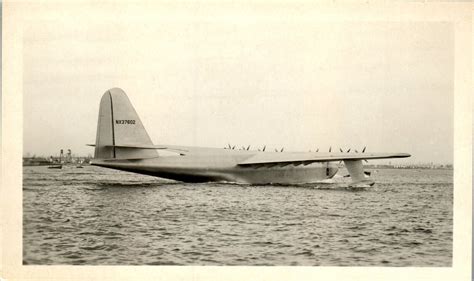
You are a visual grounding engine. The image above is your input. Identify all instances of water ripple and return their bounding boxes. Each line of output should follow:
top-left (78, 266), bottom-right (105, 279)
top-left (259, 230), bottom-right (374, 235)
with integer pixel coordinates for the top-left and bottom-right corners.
top-left (23, 166), bottom-right (452, 266)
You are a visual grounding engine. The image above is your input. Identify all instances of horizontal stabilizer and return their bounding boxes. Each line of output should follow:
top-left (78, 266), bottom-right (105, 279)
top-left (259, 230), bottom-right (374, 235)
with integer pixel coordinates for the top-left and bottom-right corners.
top-left (103, 144), bottom-right (188, 153)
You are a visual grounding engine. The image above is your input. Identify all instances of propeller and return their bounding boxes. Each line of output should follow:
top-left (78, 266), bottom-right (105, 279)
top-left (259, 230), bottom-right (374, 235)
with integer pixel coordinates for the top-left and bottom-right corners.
top-left (362, 146), bottom-right (366, 153)
top-left (280, 147), bottom-right (284, 152)
top-left (246, 145), bottom-right (251, 150)
top-left (232, 145), bottom-right (236, 150)
top-left (339, 148), bottom-right (343, 152)
top-left (316, 148), bottom-right (319, 152)
top-left (346, 148), bottom-right (351, 153)
top-left (228, 143), bottom-right (232, 149)
top-left (329, 146), bottom-right (332, 153)
top-left (262, 145), bottom-right (266, 152)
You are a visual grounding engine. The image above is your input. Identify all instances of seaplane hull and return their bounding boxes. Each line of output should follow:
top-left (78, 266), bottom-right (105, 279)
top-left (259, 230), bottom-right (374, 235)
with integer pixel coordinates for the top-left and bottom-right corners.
top-left (92, 158), bottom-right (339, 184)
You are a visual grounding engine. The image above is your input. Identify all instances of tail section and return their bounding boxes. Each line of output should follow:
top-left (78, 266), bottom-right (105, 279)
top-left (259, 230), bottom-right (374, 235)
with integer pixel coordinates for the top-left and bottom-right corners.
top-left (94, 88), bottom-right (158, 160)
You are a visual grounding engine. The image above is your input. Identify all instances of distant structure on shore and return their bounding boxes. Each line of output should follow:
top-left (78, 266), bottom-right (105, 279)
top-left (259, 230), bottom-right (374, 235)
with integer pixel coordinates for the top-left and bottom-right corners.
top-left (23, 149), bottom-right (92, 166)
top-left (364, 163), bottom-right (453, 170)
top-left (333, 162), bottom-right (452, 170)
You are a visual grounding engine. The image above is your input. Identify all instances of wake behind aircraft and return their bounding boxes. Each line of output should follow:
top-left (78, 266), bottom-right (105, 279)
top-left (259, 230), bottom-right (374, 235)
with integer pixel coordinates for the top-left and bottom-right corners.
top-left (89, 88), bottom-right (410, 186)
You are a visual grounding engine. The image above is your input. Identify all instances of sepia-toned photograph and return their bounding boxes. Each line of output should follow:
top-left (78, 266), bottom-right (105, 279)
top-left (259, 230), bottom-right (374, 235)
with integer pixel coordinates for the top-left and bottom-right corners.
top-left (2, 1), bottom-right (472, 281)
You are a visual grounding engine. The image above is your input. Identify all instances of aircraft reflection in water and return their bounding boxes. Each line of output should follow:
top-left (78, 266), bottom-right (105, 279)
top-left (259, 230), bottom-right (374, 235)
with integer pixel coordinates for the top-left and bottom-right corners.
top-left (89, 88), bottom-right (410, 187)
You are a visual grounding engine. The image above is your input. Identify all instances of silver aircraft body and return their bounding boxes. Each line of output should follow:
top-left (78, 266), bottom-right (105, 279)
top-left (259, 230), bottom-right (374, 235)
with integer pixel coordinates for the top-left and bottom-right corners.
top-left (90, 88), bottom-right (410, 186)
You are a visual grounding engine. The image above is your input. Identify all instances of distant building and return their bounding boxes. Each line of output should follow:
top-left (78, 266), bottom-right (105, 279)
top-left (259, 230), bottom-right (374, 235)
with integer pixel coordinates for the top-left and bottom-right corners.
top-left (23, 157), bottom-right (51, 166)
top-left (23, 148), bottom-right (93, 166)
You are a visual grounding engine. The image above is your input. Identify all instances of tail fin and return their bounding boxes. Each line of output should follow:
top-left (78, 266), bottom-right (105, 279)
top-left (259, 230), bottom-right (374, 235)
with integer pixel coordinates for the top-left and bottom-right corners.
top-left (94, 88), bottom-right (158, 159)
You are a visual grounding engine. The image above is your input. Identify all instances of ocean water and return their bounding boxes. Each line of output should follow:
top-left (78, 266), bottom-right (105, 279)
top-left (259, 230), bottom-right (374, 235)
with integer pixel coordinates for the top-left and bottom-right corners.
top-left (23, 166), bottom-right (452, 266)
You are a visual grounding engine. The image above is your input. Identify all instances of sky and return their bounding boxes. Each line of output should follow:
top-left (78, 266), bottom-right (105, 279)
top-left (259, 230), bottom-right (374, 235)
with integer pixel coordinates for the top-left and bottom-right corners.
top-left (22, 4), bottom-right (453, 164)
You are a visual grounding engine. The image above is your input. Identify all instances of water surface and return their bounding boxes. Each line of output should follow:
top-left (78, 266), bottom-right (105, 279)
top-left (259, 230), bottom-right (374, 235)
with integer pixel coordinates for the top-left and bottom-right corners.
top-left (23, 166), bottom-right (452, 266)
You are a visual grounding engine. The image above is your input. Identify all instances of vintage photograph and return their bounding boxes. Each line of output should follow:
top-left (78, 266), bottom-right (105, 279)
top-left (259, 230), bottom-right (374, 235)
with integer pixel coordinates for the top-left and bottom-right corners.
top-left (21, 4), bottom-right (454, 267)
top-left (21, 9), bottom-right (454, 267)
top-left (2, 2), bottom-right (471, 280)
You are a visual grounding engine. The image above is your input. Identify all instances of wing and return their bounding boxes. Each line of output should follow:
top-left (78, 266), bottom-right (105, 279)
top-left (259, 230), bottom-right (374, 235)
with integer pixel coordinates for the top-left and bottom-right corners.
top-left (237, 152), bottom-right (410, 167)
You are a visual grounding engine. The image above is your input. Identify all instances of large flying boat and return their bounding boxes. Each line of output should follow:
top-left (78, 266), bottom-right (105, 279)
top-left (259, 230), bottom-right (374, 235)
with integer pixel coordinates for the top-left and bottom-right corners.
top-left (90, 88), bottom-right (410, 186)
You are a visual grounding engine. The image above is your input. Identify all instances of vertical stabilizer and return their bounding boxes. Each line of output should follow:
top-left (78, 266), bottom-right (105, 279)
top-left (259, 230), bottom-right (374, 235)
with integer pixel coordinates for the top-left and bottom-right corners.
top-left (94, 88), bottom-right (158, 159)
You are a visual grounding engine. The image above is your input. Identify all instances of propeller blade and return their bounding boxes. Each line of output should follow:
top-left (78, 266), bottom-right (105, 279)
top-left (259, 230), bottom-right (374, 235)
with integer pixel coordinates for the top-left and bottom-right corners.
top-left (316, 148), bottom-right (319, 152)
top-left (263, 145), bottom-right (266, 152)
top-left (232, 146), bottom-right (236, 150)
top-left (347, 148), bottom-right (351, 153)
top-left (280, 147), bottom-right (284, 152)
top-left (275, 149), bottom-right (279, 152)
top-left (329, 146), bottom-right (332, 153)
top-left (355, 149), bottom-right (358, 153)
top-left (339, 148), bottom-right (343, 152)
top-left (362, 146), bottom-right (366, 153)
top-left (364, 159), bottom-right (368, 163)
top-left (228, 143), bottom-right (232, 149)
top-left (247, 145), bottom-right (250, 150)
